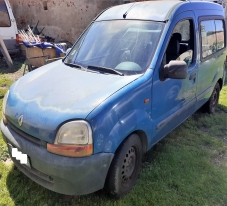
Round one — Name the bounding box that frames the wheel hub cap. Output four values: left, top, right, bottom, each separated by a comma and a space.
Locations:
121, 147, 136, 184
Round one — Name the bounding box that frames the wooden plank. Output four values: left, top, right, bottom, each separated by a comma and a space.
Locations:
26, 47, 46, 67
0, 36, 13, 68
43, 47, 56, 59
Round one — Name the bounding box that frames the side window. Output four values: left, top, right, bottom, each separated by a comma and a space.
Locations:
165, 19, 194, 66
0, 0, 11, 27
200, 20, 216, 58
173, 20, 190, 41
215, 20, 225, 50
200, 19, 225, 59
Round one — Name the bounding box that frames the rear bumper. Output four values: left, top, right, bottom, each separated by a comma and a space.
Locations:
1, 120, 114, 195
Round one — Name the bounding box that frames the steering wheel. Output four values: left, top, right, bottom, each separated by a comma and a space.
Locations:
115, 62, 142, 72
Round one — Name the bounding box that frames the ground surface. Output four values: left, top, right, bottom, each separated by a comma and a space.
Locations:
0, 56, 226, 206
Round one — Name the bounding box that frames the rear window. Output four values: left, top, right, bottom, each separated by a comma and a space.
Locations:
0, 0, 11, 27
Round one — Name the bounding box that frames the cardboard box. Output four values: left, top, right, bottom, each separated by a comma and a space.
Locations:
26, 47, 57, 68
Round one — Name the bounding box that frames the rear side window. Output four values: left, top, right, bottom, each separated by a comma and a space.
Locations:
200, 19, 225, 59
215, 20, 225, 50
0, 0, 11, 27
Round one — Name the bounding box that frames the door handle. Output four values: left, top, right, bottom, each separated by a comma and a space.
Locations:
189, 72, 196, 80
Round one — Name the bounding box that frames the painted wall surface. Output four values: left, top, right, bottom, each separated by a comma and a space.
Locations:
8, 0, 127, 43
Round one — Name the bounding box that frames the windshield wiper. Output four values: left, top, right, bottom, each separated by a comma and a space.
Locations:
87, 65, 124, 76
64, 62, 86, 70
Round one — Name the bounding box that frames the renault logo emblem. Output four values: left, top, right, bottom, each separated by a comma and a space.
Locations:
18, 115, 23, 127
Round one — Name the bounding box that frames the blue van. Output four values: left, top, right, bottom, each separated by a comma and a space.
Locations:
1, 0, 226, 198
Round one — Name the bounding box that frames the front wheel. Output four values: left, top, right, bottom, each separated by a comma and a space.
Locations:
204, 82, 220, 114
105, 134, 142, 198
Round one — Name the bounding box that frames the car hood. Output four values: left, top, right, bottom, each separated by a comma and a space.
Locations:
6, 61, 141, 143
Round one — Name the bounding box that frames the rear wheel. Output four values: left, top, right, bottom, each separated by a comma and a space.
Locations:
204, 82, 220, 114
105, 134, 142, 198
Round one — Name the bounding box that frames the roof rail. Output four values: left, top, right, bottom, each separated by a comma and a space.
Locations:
180, 0, 225, 7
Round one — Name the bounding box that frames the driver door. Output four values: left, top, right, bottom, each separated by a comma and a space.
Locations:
150, 11, 198, 146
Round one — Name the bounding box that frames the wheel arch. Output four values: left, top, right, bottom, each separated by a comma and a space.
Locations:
111, 130, 148, 156
218, 78, 223, 90
104, 132, 144, 197
134, 130, 148, 154
114, 130, 148, 155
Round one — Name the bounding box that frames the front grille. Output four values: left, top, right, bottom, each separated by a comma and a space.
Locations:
8, 121, 47, 148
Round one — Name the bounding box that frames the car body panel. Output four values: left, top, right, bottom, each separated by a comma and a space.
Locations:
96, 1, 182, 22
5, 60, 141, 143
150, 10, 199, 144
195, 54, 226, 110
1, 120, 114, 195
87, 69, 153, 153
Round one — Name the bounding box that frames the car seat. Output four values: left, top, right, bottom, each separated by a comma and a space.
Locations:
166, 35, 180, 64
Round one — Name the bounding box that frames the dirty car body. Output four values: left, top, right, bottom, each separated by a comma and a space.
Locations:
1, 1, 226, 196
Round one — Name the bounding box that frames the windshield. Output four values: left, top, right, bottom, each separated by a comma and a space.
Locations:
64, 20, 164, 75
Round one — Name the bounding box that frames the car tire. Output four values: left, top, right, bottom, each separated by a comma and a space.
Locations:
105, 133, 142, 198
204, 82, 220, 114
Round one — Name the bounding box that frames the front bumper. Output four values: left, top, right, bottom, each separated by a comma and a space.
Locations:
1, 120, 114, 195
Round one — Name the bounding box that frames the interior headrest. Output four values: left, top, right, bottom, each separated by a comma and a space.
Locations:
166, 38, 180, 55
172, 33, 182, 42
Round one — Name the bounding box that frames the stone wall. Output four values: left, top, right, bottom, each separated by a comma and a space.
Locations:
9, 0, 125, 43
8, 0, 227, 44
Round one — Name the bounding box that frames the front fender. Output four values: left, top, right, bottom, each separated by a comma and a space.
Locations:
97, 109, 152, 153
87, 69, 154, 154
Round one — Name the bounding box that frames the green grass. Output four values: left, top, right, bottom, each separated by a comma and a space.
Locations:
0, 77, 13, 99
0, 61, 227, 205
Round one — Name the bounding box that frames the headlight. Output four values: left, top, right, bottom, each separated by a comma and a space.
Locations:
47, 121, 93, 157
2, 90, 9, 124
55, 121, 92, 145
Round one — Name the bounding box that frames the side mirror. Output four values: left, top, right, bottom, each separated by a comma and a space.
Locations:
160, 60, 188, 81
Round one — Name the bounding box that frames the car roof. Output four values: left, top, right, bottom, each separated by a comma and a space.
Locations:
95, 0, 224, 22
